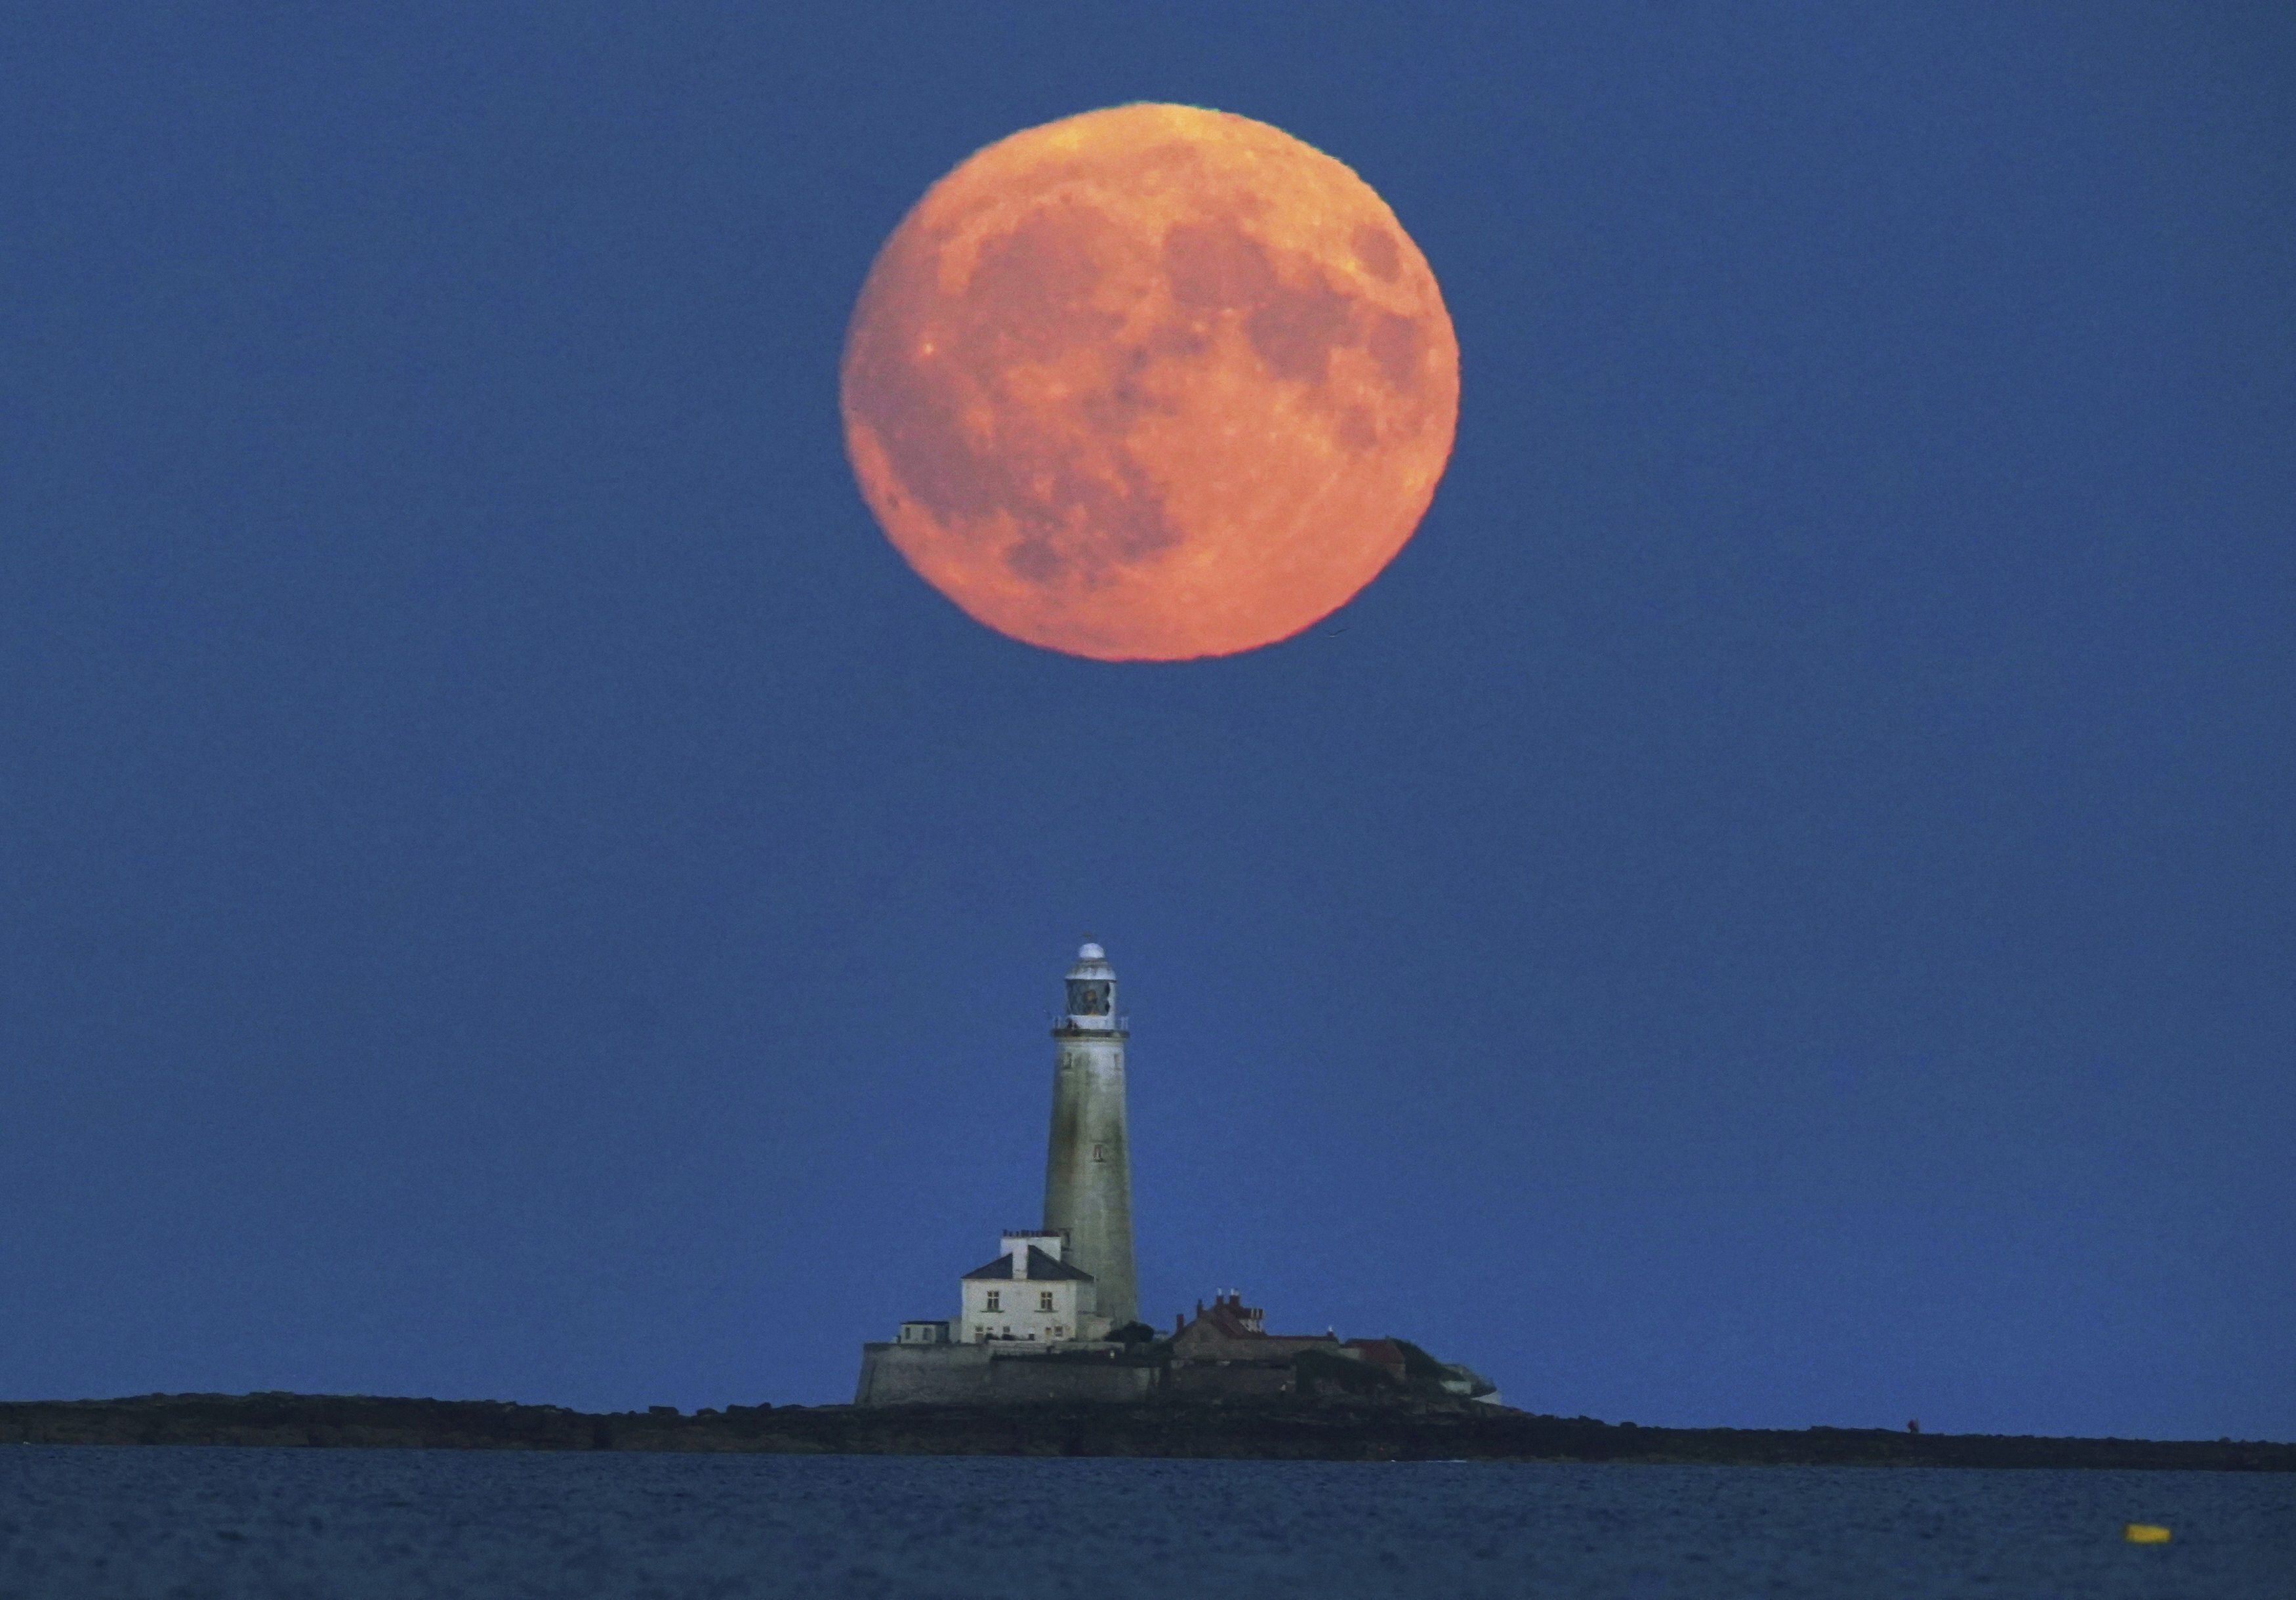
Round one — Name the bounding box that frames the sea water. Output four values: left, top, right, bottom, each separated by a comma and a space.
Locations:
1, 1448, 2287, 1598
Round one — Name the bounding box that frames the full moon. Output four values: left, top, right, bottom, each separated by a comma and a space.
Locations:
840, 104, 1458, 661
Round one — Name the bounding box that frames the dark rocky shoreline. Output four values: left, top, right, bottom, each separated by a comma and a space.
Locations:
2, 1393, 2287, 1470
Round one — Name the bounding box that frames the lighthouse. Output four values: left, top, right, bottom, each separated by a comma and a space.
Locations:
1042, 942, 1138, 1329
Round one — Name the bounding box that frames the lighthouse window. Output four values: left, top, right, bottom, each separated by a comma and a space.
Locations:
1092, 1143, 1106, 1162
1066, 979, 1110, 1015
1039, 1291, 1055, 1311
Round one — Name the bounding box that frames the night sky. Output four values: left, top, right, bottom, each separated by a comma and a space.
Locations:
5, 5, 2289, 1439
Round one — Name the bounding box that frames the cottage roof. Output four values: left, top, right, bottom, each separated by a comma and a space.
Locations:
961, 1246, 1094, 1282
1345, 1338, 1408, 1369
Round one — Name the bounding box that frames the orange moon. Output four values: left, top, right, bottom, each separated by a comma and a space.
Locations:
840, 104, 1458, 661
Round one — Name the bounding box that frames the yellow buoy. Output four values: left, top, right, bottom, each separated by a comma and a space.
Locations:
2122, 1523, 2172, 1544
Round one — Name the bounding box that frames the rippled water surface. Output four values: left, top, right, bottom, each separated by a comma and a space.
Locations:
2, 1448, 2287, 1598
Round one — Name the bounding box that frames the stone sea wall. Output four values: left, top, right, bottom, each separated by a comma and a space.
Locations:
854, 1344, 1157, 1406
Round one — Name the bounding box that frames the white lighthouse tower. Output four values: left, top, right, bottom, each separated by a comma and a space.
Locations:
1042, 942, 1138, 1330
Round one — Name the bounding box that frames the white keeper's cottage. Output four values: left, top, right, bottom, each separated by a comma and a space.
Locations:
958, 1230, 1103, 1344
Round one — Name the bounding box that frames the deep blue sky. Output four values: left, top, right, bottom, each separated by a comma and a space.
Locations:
4, 3, 2289, 1438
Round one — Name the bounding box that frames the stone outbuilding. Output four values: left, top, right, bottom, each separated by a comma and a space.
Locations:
1166, 1292, 1345, 1397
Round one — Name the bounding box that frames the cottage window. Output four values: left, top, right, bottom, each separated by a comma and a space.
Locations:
985, 1291, 1000, 1311
1039, 1291, 1055, 1311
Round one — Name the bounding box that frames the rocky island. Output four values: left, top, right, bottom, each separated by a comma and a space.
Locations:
3, 1392, 2286, 1471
